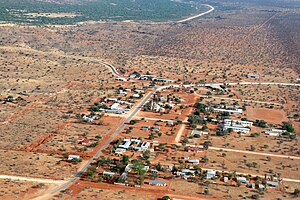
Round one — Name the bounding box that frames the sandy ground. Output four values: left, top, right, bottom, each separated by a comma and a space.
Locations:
246, 107, 288, 124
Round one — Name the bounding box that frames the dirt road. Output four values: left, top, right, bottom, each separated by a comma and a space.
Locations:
177, 4, 215, 23
209, 146, 300, 160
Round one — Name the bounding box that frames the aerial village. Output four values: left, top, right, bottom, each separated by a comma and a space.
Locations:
48, 70, 299, 199
1, 68, 299, 199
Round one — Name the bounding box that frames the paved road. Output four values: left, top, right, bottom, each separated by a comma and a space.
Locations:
48, 86, 165, 195
177, 4, 215, 23
209, 147, 300, 160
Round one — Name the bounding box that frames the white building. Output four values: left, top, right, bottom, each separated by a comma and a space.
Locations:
224, 119, 253, 127
246, 74, 260, 79
68, 155, 80, 161
212, 108, 243, 114
206, 170, 216, 179
188, 159, 200, 165
110, 103, 120, 110
223, 125, 250, 134
265, 129, 286, 136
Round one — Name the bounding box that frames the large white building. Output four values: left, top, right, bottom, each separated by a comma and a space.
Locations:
212, 108, 243, 114
223, 125, 250, 134
224, 119, 253, 127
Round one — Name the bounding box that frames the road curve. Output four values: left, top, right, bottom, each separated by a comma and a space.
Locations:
177, 4, 215, 23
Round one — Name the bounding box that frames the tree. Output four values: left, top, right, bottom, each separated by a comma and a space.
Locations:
255, 120, 267, 128
162, 196, 170, 200
282, 122, 294, 132
143, 150, 151, 160
293, 189, 300, 197
86, 166, 97, 179
122, 155, 129, 164
202, 156, 209, 163
194, 102, 207, 112
204, 188, 209, 195
203, 141, 211, 150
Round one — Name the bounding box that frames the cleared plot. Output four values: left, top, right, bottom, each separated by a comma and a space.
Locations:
0, 150, 77, 179
0, 179, 50, 200
246, 107, 288, 124
170, 179, 295, 200
36, 122, 107, 153
0, 104, 21, 123
206, 150, 300, 180
63, 185, 156, 200
122, 119, 178, 143
0, 109, 62, 149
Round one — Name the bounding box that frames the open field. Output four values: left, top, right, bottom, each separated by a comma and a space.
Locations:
0, 179, 51, 200
0, 150, 77, 179
206, 149, 300, 180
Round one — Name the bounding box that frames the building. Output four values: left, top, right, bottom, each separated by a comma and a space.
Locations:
267, 181, 279, 188
116, 77, 127, 81
237, 177, 249, 184
212, 108, 243, 114
149, 180, 167, 186
224, 119, 253, 127
118, 139, 150, 151
132, 94, 140, 98
206, 170, 216, 179
223, 125, 250, 134
110, 103, 120, 110
191, 130, 208, 136
125, 164, 149, 172
141, 126, 150, 131
167, 121, 174, 126
119, 90, 127, 95
103, 171, 115, 176
81, 139, 90, 146
178, 169, 195, 177
265, 129, 286, 136
68, 155, 80, 161
187, 146, 203, 153
153, 126, 160, 132
246, 74, 260, 79
115, 148, 126, 154
188, 159, 200, 165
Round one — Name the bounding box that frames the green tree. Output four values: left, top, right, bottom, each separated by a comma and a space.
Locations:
122, 155, 129, 164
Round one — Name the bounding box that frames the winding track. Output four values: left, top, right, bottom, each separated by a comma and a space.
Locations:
176, 4, 215, 23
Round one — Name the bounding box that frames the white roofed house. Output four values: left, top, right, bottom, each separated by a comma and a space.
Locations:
187, 159, 200, 165
237, 177, 249, 184
246, 74, 260, 79
132, 94, 140, 98
116, 77, 127, 81
206, 170, 216, 180
212, 108, 243, 114
265, 129, 286, 136
224, 119, 253, 127
110, 103, 120, 110
68, 155, 80, 161
223, 125, 250, 134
